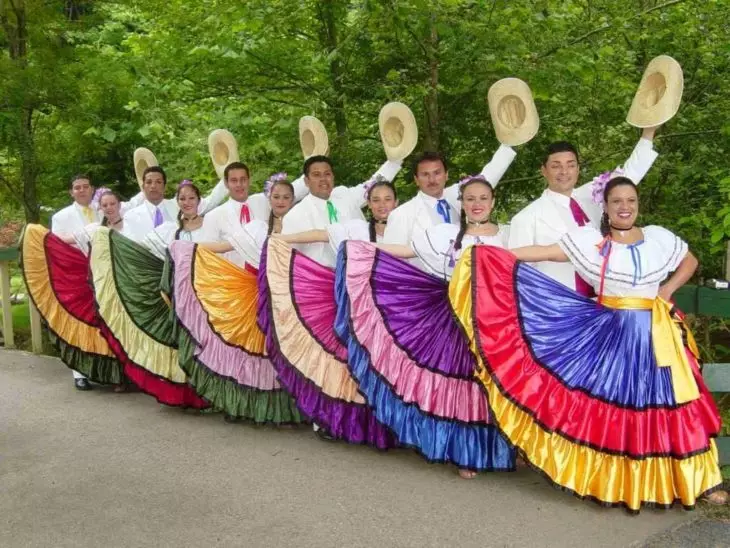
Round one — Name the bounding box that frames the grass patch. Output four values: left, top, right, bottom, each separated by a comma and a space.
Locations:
11, 302, 30, 330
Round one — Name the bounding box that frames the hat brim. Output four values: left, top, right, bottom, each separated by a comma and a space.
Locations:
378, 102, 418, 162
299, 116, 329, 159
626, 55, 683, 128
208, 129, 240, 179
133, 148, 159, 190
487, 78, 539, 147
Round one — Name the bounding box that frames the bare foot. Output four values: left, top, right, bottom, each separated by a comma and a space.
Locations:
458, 469, 477, 479
702, 490, 729, 505
113, 384, 126, 393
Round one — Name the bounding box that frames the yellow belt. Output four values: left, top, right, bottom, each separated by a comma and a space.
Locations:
601, 296, 700, 404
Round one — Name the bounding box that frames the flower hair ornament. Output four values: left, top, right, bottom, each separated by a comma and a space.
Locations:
177, 179, 193, 190
91, 187, 112, 210
457, 174, 487, 199
591, 167, 625, 205
264, 172, 288, 197
362, 174, 389, 200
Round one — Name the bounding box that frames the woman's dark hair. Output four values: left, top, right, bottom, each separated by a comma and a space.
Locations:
599, 176, 638, 237
366, 180, 397, 242
453, 177, 495, 252
175, 182, 201, 238
266, 180, 295, 235
143, 166, 167, 185
98, 191, 122, 227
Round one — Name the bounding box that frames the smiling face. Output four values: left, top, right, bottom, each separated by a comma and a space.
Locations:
367, 184, 397, 222
177, 185, 201, 216
225, 168, 250, 202
305, 161, 334, 200
269, 183, 294, 218
414, 159, 448, 199
70, 178, 94, 207
99, 193, 121, 220
143, 172, 166, 204
605, 182, 639, 230
461, 181, 494, 223
541, 151, 580, 196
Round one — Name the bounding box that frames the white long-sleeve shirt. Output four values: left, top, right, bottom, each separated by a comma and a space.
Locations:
383, 145, 517, 247
282, 160, 402, 267
122, 178, 228, 242
508, 137, 659, 290
51, 192, 145, 249
199, 175, 309, 266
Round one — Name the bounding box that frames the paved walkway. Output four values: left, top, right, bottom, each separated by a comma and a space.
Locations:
0, 349, 706, 547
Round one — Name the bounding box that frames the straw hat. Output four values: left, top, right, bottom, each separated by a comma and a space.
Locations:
378, 102, 418, 162
299, 116, 329, 158
487, 78, 539, 146
208, 129, 240, 179
133, 148, 159, 189
627, 55, 683, 128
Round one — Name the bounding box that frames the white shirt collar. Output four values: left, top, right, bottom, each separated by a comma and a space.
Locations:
544, 188, 574, 208
418, 191, 446, 208
227, 198, 248, 212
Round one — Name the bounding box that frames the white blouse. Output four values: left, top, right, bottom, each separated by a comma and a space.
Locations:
142, 221, 206, 260
411, 223, 509, 280
327, 219, 383, 254
558, 225, 687, 298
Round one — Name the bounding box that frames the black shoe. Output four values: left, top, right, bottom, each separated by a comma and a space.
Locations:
315, 427, 336, 442
74, 378, 92, 391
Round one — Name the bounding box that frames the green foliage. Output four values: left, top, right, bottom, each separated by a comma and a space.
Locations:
1, 0, 729, 264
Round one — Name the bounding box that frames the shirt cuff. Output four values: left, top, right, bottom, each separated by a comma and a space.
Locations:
375, 160, 403, 182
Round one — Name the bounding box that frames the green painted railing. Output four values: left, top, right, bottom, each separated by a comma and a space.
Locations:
674, 284, 730, 465
0, 246, 42, 352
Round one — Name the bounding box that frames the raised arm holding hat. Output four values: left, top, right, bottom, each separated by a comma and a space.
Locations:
281, 106, 407, 268
199, 126, 313, 267
507, 56, 681, 294
122, 140, 229, 242
383, 79, 538, 260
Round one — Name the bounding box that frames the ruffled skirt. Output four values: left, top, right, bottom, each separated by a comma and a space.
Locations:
258, 238, 395, 448
89, 228, 207, 408
450, 245, 722, 512
335, 241, 515, 471
169, 241, 302, 423
20, 224, 124, 384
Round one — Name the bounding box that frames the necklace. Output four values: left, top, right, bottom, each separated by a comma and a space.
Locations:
467, 219, 490, 226
109, 218, 123, 226
610, 224, 634, 238
374, 219, 387, 225
183, 215, 200, 222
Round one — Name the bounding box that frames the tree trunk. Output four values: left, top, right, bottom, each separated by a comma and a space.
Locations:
318, 0, 348, 152
423, 13, 440, 151
1, 0, 39, 221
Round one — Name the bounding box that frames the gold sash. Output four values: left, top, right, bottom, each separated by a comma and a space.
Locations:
601, 296, 700, 404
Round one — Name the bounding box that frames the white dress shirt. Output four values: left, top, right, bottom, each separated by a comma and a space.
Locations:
282, 160, 402, 267
383, 144, 517, 247
200, 175, 309, 266
508, 138, 659, 290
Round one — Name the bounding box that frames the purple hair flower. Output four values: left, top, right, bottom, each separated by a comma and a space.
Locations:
264, 172, 288, 197
91, 187, 112, 210
591, 168, 625, 205
362, 174, 389, 200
